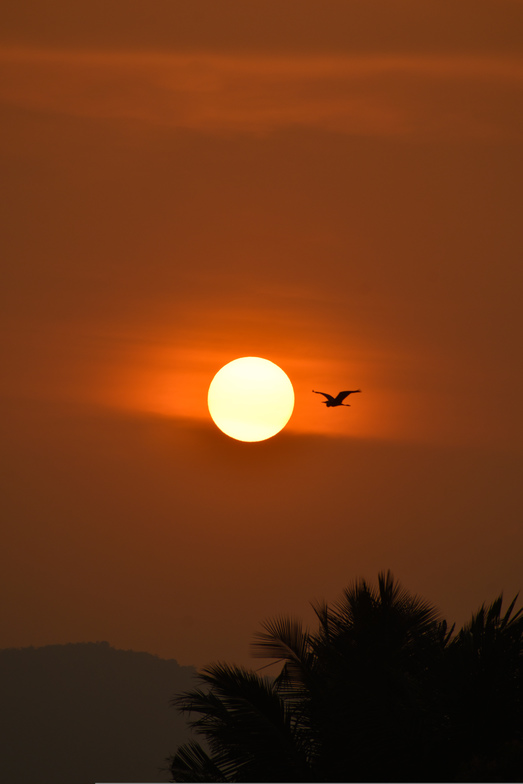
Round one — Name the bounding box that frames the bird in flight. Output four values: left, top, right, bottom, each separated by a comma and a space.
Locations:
312, 389, 361, 407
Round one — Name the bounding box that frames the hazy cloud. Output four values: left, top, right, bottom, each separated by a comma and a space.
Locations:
1, 48, 522, 139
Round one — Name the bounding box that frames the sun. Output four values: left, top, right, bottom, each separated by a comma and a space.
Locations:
207, 357, 295, 442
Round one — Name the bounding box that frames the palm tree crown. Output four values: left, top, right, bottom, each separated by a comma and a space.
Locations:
169, 571, 523, 782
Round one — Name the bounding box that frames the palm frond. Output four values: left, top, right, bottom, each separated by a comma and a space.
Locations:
169, 740, 226, 783
171, 661, 312, 781
458, 593, 523, 640
251, 616, 310, 664
500, 593, 523, 628
251, 616, 315, 696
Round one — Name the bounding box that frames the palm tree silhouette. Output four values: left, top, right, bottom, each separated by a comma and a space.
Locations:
252, 571, 447, 782
168, 572, 523, 782
438, 594, 523, 780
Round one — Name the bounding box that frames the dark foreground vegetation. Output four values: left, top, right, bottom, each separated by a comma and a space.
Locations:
169, 572, 523, 782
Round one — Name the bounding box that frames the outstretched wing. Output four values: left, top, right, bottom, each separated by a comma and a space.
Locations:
335, 389, 361, 404
312, 390, 334, 403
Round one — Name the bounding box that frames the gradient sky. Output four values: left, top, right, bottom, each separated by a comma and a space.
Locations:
1, 0, 523, 668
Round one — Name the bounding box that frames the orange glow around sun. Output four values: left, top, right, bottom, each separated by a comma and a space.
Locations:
207, 357, 295, 442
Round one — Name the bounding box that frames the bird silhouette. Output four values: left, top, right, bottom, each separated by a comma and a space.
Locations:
312, 389, 361, 407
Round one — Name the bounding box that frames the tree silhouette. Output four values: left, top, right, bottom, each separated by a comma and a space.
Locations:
168, 571, 523, 782
439, 594, 523, 780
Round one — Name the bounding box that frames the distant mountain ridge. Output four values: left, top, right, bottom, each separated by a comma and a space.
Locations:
0, 641, 197, 784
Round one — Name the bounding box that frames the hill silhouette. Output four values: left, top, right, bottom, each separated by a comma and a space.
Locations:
0, 641, 196, 784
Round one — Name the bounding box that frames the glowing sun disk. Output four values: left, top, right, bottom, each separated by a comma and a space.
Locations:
207, 357, 294, 442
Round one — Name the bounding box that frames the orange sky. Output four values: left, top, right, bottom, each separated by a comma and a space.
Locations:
1, 0, 523, 667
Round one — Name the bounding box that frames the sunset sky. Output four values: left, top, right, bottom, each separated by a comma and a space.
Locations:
2, 0, 523, 668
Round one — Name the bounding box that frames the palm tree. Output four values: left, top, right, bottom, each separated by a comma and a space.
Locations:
169, 572, 445, 781
439, 593, 523, 780
168, 572, 523, 782
253, 571, 450, 781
